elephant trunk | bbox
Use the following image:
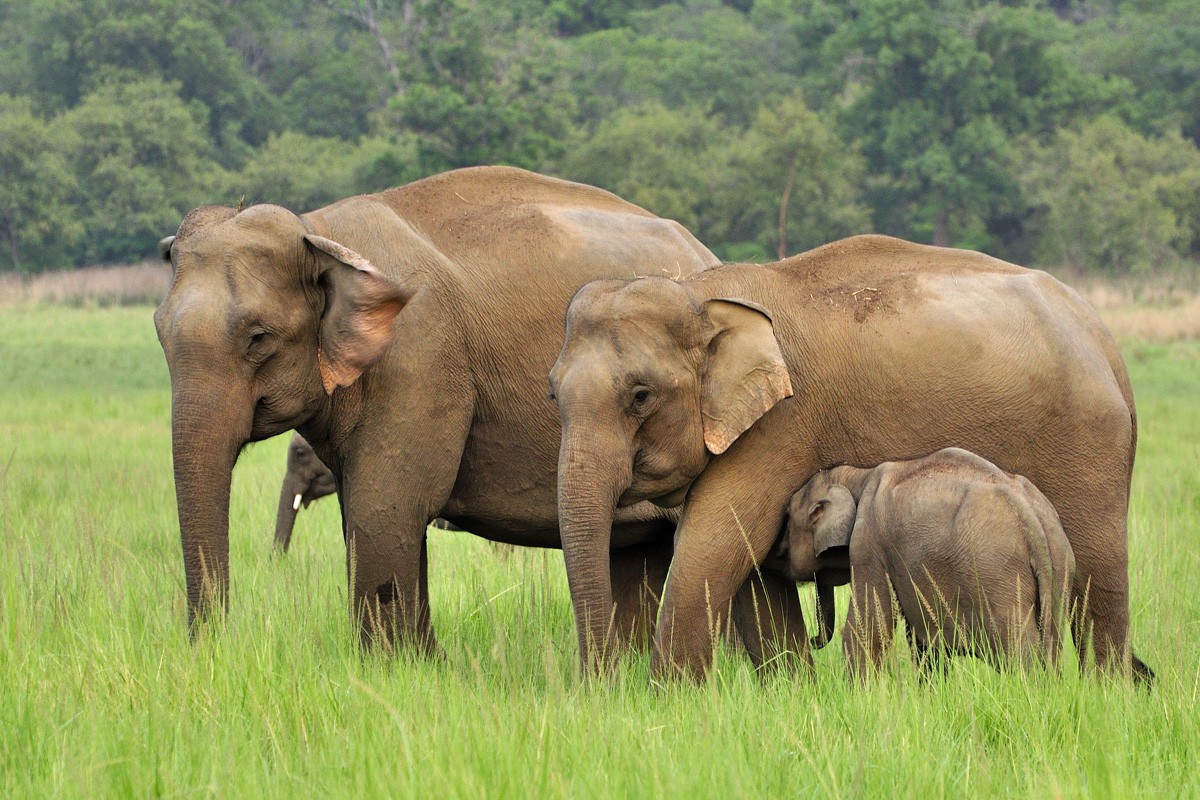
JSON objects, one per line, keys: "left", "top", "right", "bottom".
{"left": 812, "top": 580, "right": 836, "bottom": 649}
{"left": 273, "top": 478, "right": 303, "bottom": 553}
{"left": 170, "top": 385, "right": 249, "bottom": 632}
{"left": 557, "top": 423, "right": 631, "bottom": 675}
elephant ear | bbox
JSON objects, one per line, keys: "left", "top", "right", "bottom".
{"left": 306, "top": 234, "right": 411, "bottom": 394}
{"left": 700, "top": 298, "right": 794, "bottom": 454}
{"left": 811, "top": 484, "right": 856, "bottom": 558}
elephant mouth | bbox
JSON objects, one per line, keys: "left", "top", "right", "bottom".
{"left": 618, "top": 480, "right": 690, "bottom": 509}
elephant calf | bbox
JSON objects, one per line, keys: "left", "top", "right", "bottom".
{"left": 770, "top": 448, "right": 1075, "bottom": 676}
{"left": 273, "top": 431, "right": 467, "bottom": 552}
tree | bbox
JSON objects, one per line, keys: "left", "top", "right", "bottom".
{"left": 383, "top": 0, "right": 576, "bottom": 172}
{"left": 713, "top": 90, "right": 870, "bottom": 260}
{"left": 564, "top": 1, "right": 793, "bottom": 129}
{"left": 0, "top": 95, "right": 81, "bottom": 271}
{"left": 806, "top": 0, "right": 1119, "bottom": 250}
{"left": 61, "top": 79, "right": 224, "bottom": 263}
{"left": 1074, "top": 0, "right": 1200, "bottom": 145}
{"left": 555, "top": 102, "right": 730, "bottom": 241}
{"left": 222, "top": 131, "right": 422, "bottom": 211}
{"left": 1021, "top": 116, "right": 1200, "bottom": 272}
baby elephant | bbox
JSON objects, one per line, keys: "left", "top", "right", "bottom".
{"left": 772, "top": 448, "right": 1075, "bottom": 676}
{"left": 273, "top": 432, "right": 466, "bottom": 553}
{"left": 274, "top": 432, "right": 340, "bottom": 552}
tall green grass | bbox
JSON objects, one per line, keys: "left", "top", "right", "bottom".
{"left": 1, "top": 306, "right": 1196, "bottom": 798}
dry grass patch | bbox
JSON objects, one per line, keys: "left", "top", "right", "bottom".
{"left": 1070, "top": 276, "right": 1200, "bottom": 342}
{"left": 0, "top": 262, "right": 170, "bottom": 307}
{"left": 1, "top": 261, "right": 1197, "bottom": 341}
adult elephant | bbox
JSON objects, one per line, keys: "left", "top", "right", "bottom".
{"left": 154, "top": 166, "right": 719, "bottom": 654}
{"left": 550, "top": 234, "right": 1151, "bottom": 682}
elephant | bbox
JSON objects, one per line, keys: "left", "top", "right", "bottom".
{"left": 154, "top": 166, "right": 721, "bottom": 655}
{"left": 768, "top": 448, "right": 1075, "bottom": 676}
{"left": 272, "top": 431, "right": 460, "bottom": 553}
{"left": 549, "top": 233, "right": 1151, "bottom": 682}
{"left": 273, "top": 432, "right": 338, "bottom": 552}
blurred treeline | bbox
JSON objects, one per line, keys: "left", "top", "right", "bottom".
{"left": 1, "top": 0, "right": 1199, "bottom": 273}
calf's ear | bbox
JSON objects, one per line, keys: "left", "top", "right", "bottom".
{"left": 700, "top": 298, "right": 793, "bottom": 454}
{"left": 306, "top": 234, "right": 411, "bottom": 394}
{"left": 812, "top": 484, "right": 856, "bottom": 558}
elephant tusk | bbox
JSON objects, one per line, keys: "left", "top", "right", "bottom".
{"left": 293, "top": 493, "right": 302, "bottom": 511}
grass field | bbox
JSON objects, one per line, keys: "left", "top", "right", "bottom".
{"left": 1, "top": 304, "right": 1197, "bottom": 798}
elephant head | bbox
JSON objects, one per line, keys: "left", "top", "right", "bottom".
{"left": 773, "top": 476, "right": 856, "bottom": 649}
{"left": 273, "top": 432, "right": 338, "bottom": 552}
{"left": 153, "top": 203, "right": 410, "bottom": 630}
{"left": 548, "top": 277, "right": 793, "bottom": 670}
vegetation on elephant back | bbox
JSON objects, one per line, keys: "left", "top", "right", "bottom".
{"left": 1, "top": 301, "right": 1197, "bottom": 797}
{"left": 2, "top": 0, "right": 1200, "bottom": 274}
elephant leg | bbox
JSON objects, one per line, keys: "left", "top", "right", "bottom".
{"left": 730, "top": 570, "right": 812, "bottom": 674}
{"left": 341, "top": 401, "right": 473, "bottom": 656}
{"left": 347, "top": 513, "right": 440, "bottom": 656}
{"left": 651, "top": 458, "right": 802, "bottom": 682}
{"left": 843, "top": 559, "right": 896, "bottom": 680}
{"left": 1033, "top": 409, "right": 1150, "bottom": 681}
{"left": 609, "top": 537, "right": 673, "bottom": 651}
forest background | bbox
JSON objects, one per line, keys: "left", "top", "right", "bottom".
{"left": 2, "top": 0, "right": 1199, "bottom": 276}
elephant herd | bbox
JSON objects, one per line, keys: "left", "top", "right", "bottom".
{"left": 154, "top": 166, "right": 1151, "bottom": 683}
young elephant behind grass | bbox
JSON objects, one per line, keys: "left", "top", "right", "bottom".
{"left": 273, "top": 432, "right": 464, "bottom": 553}
{"left": 769, "top": 448, "right": 1075, "bottom": 677}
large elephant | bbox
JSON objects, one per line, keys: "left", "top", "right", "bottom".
{"left": 154, "top": 166, "right": 719, "bottom": 653}
{"left": 550, "top": 234, "right": 1150, "bottom": 681}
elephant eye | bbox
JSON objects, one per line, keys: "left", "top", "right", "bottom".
{"left": 249, "top": 330, "right": 267, "bottom": 346}
{"left": 632, "top": 387, "right": 651, "bottom": 405}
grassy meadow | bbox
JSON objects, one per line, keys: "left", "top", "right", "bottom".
{"left": 1, "top": 302, "right": 1197, "bottom": 798}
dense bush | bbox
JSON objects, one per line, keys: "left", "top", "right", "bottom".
{"left": 1, "top": 0, "right": 1199, "bottom": 272}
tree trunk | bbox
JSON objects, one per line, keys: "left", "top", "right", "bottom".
{"left": 933, "top": 209, "right": 949, "bottom": 247}
{"left": 777, "top": 161, "right": 798, "bottom": 260}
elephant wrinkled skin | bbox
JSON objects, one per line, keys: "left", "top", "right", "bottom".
{"left": 154, "top": 166, "right": 718, "bottom": 653}
{"left": 771, "top": 448, "right": 1076, "bottom": 676}
{"left": 550, "top": 234, "right": 1150, "bottom": 682}
{"left": 272, "top": 431, "right": 459, "bottom": 552}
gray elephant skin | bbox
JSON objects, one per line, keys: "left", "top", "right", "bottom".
{"left": 550, "top": 233, "right": 1150, "bottom": 682}
{"left": 771, "top": 448, "right": 1075, "bottom": 676}
{"left": 273, "top": 431, "right": 459, "bottom": 552}
{"left": 154, "top": 166, "right": 718, "bottom": 653}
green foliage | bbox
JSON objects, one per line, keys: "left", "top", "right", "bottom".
{"left": 222, "top": 131, "right": 421, "bottom": 210}
{"left": 1073, "top": 0, "right": 1200, "bottom": 144}
{"left": 360, "top": 1, "right": 577, "bottom": 173}
{"left": 0, "top": 95, "right": 82, "bottom": 271}
{"left": 3, "top": 0, "right": 1200, "bottom": 272}
{"left": 1, "top": 304, "right": 1197, "bottom": 796}
{"left": 565, "top": 2, "right": 792, "bottom": 128}
{"left": 1021, "top": 116, "right": 1200, "bottom": 273}
{"left": 813, "top": 0, "right": 1118, "bottom": 250}
{"left": 59, "top": 79, "right": 225, "bottom": 264}
{"left": 711, "top": 91, "right": 871, "bottom": 259}
{"left": 556, "top": 102, "right": 731, "bottom": 237}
